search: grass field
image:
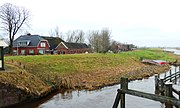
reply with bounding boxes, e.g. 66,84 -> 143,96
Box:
5,49 -> 174,73
2,48 -> 174,90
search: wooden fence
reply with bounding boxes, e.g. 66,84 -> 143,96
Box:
113,66 -> 180,108
155,66 -> 180,99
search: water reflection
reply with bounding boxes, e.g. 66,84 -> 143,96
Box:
60,90 -> 73,100
164,48 -> 180,55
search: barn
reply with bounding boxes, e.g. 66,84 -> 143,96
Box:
55,42 -> 90,54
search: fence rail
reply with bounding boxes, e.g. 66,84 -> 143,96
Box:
113,66 -> 180,108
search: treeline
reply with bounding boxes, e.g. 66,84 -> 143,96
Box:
49,27 -> 135,53
0,3 -> 135,54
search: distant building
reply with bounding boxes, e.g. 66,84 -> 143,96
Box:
116,44 -> 136,52
55,42 -> 90,54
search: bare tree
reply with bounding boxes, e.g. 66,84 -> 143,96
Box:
49,26 -> 64,39
66,30 -> 85,43
0,3 -> 30,53
88,28 -> 111,53
66,30 -> 76,42
75,30 -> 85,43
100,28 -> 111,52
88,30 -> 101,52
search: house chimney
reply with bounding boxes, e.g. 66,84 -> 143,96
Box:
27,33 -> 31,36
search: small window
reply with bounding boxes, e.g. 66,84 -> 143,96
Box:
39,49 -> 44,54
53,51 -> 58,54
18,41 -> 30,46
60,51 -> 65,54
13,50 -> 17,55
13,50 -> 17,53
29,50 -> 34,54
41,42 -> 46,47
21,50 -> 25,55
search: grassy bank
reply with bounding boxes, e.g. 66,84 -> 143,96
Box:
2,48 -> 175,91
0,64 -> 51,96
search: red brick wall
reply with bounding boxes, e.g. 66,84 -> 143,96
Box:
56,43 -> 90,54
12,47 -> 39,55
12,41 -> 50,55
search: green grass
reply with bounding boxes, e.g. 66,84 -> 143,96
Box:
4,48 -> 175,86
121,49 -> 174,61
5,49 -> 175,74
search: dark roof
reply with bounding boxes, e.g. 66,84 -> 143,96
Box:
41,36 -> 64,50
13,35 -> 45,47
64,42 -> 89,49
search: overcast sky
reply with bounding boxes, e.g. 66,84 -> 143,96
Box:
0,0 -> 180,47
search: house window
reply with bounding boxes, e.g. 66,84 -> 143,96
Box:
13,50 -> 17,55
29,50 -> 34,54
41,42 -> 46,47
18,41 -> 30,46
21,50 -> 25,55
39,49 -> 44,54
19,42 -> 27,46
60,51 -> 65,54
53,51 -> 58,54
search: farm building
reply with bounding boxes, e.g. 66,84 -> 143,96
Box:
55,42 -> 90,54
12,34 -> 90,55
116,44 -> 136,52
41,36 -> 64,54
12,34 -> 50,55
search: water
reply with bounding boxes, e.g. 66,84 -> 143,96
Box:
39,69 -> 180,108
36,75 -> 166,108
164,48 -> 180,55
14,72 -> 168,108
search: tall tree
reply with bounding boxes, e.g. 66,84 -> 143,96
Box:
100,28 -> 111,52
88,28 -> 111,53
75,30 -> 85,43
0,3 -> 30,53
88,30 -> 101,52
49,26 -> 64,39
66,30 -> 85,43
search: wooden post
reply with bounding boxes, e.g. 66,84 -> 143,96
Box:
165,82 -> 173,108
0,47 -> 5,70
164,72 -> 166,78
179,66 -> 180,78
175,67 -> 177,84
175,71 -> 177,84
165,82 -> 173,97
160,79 -> 164,96
155,74 -> 159,90
120,77 -> 128,108
112,89 -> 121,108
169,70 -> 172,82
